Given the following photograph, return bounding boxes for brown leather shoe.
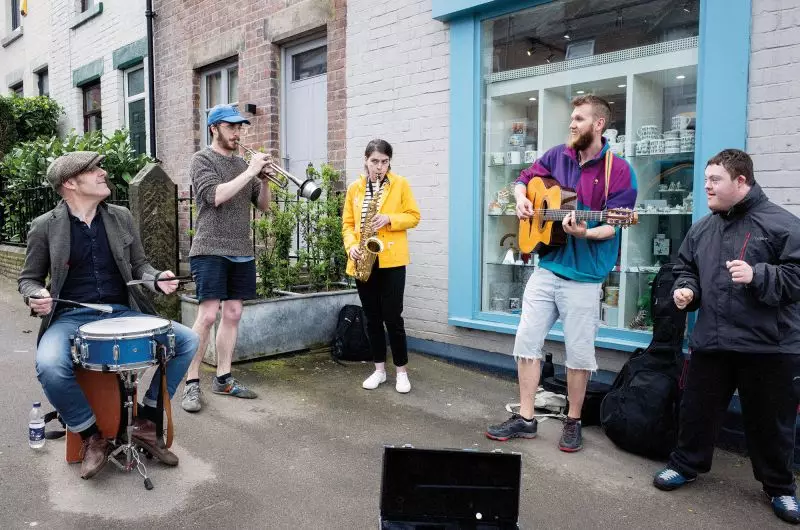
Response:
[80,433,110,479]
[131,418,179,466]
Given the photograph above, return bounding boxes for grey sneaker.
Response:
[558,417,583,452]
[486,414,538,441]
[181,381,202,412]
[211,376,258,399]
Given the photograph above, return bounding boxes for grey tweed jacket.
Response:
[18,200,161,343]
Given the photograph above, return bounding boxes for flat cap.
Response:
[46,151,105,190]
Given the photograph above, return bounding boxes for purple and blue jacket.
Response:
[515,140,638,283]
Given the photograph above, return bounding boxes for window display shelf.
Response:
[481,42,698,332]
[485,261,536,267]
[635,212,692,216]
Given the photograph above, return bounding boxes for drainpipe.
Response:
[145,0,157,159]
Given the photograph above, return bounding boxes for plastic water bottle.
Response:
[28,402,45,449]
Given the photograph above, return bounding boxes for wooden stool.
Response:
[65,368,124,463]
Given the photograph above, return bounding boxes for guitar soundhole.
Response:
[538,198,548,231]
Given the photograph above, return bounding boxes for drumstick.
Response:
[28,295,114,313]
[126,275,193,287]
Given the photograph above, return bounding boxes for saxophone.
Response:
[353,190,384,282]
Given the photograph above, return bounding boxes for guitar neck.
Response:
[538,210,606,222]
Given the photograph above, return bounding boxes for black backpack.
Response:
[599,263,688,459]
[331,305,372,364]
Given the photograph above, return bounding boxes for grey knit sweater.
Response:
[189,148,260,257]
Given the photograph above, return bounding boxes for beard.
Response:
[568,129,595,152]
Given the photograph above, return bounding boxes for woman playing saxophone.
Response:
[342,139,421,393]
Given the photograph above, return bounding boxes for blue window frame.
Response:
[436,0,752,352]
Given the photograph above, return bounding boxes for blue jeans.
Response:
[36,306,199,433]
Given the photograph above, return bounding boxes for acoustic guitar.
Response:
[518,176,638,254]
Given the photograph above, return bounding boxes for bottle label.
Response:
[29,426,45,442]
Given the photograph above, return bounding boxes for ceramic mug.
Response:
[603,129,618,142]
[506,151,521,165]
[649,139,665,154]
[635,139,650,156]
[524,150,537,164]
[672,115,692,130]
[637,124,660,140]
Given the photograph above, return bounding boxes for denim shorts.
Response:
[190,255,257,302]
[513,268,602,371]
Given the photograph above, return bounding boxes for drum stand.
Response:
[108,368,154,490]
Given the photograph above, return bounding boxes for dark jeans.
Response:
[355,264,408,367]
[669,350,799,497]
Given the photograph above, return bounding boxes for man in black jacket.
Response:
[652,149,800,525]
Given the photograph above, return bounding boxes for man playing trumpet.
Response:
[182,104,274,412]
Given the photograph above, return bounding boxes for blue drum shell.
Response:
[80,336,156,370]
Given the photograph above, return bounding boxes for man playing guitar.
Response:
[487,95,637,452]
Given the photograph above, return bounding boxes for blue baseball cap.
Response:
[207,104,251,127]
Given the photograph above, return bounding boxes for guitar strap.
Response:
[603,150,613,206]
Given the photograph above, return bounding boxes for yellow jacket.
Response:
[342,172,421,276]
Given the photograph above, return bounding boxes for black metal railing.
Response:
[1,185,129,245]
[177,188,343,261]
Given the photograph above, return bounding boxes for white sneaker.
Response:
[362,370,387,390]
[396,372,411,393]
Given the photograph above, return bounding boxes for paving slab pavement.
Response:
[0,276,789,529]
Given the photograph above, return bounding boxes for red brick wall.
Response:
[153,0,347,262]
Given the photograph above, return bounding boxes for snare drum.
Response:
[72,316,174,371]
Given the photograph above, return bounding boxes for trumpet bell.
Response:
[299,179,322,201]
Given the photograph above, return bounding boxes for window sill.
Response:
[1,27,23,48]
[448,315,653,353]
[70,3,103,30]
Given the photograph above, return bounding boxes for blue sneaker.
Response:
[771,495,800,524]
[653,467,695,491]
[212,376,258,399]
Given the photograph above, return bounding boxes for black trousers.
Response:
[355,263,408,367]
[669,350,799,496]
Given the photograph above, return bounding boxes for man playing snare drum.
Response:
[18,151,199,480]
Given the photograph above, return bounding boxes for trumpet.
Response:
[237,142,322,201]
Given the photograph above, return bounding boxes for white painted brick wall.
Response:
[0,0,50,95]
[346,0,524,358]
[25,1,147,136]
[748,0,800,217]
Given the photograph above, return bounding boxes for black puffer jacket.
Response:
[674,184,800,354]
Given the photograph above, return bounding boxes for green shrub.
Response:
[253,164,347,298]
[0,97,17,159]
[8,95,63,143]
[1,130,153,241]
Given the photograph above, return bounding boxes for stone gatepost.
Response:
[128,163,180,321]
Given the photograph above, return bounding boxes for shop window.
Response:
[480,0,699,332]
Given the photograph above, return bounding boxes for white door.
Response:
[283,38,328,179]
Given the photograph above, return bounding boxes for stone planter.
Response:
[180,288,359,365]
